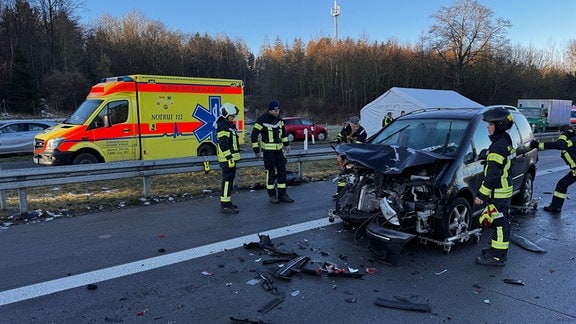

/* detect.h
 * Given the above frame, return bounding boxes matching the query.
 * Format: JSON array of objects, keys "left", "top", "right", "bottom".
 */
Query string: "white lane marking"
[{"left": 0, "top": 217, "right": 340, "bottom": 307}]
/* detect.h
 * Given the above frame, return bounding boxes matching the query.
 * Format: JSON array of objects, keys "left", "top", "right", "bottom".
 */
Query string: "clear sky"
[{"left": 79, "top": 0, "right": 576, "bottom": 55}]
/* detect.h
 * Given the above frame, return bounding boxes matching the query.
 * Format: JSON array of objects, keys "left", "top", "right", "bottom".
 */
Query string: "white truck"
[{"left": 517, "top": 99, "right": 572, "bottom": 132}]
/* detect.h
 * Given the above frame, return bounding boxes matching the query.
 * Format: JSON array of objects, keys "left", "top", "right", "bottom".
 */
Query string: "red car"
[{"left": 283, "top": 117, "right": 328, "bottom": 142}]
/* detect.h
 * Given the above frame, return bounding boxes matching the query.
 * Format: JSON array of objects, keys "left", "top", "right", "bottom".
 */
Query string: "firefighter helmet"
[
  {"left": 221, "top": 103, "right": 239, "bottom": 117},
  {"left": 482, "top": 107, "right": 513, "bottom": 132}
]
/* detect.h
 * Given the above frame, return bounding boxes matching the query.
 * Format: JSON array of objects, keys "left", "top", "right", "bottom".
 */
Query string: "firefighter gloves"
[
  {"left": 479, "top": 204, "right": 498, "bottom": 228},
  {"left": 228, "top": 159, "right": 235, "bottom": 168},
  {"left": 530, "top": 140, "right": 539, "bottom": 150}
]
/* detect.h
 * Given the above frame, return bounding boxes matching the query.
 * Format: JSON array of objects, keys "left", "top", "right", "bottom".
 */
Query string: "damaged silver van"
[{"left": 329, "top": 106, "right": 538, "bottom": 263}]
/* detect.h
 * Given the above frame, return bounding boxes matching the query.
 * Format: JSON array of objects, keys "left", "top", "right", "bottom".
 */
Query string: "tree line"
[{"left": 1, "top": 0, "right": 575, "bottom": 123}]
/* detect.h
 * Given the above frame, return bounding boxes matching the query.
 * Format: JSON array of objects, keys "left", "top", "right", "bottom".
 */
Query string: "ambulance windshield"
[{"left": 66, "top": 99, "right": 103, "bottom": 125}]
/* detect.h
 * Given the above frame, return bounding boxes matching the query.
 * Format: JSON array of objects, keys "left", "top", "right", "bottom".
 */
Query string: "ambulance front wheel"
[{"left": 73, "top": 152, "right": 99, "bottom": 164}]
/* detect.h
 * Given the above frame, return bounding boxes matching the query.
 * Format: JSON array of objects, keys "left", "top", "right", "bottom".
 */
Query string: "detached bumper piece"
[
  {"left": 366, "top": 220, "right": 416, "bottom": 266},
  {"left": 337, "top": 212, "right": 377, "bottom": 227}
]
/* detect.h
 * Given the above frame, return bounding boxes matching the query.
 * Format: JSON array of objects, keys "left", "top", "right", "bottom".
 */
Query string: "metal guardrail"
[
  {"left": 0, "top": 147, "right": 336, "bottom": 213},
  {"left": 0, "top": 131, "right": 558, "bottom": 213}
]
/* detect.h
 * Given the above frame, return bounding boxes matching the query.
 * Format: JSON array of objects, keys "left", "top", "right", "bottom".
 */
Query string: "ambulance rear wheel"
[
  {"left": 198, "top": 144, "right": 216, "bottom": 156},
  {"left": 73, "top": 152, "right": 99, "bottom": 164}
]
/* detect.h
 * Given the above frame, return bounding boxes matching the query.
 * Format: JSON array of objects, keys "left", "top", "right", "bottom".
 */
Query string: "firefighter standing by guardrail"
[
  {"left": 331, "top": 116, "right": 367, "bottom": 198},
  {"left": 251, "top": 101, "right": 294, "bottom": 204},
  {"left": 217, "top": 103, "right": 241, "bottom": 214}
]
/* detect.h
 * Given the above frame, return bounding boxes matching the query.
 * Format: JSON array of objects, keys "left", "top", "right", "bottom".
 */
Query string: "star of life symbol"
[{"left": 192, "top": 96, "right": 221, "bottom": 143}]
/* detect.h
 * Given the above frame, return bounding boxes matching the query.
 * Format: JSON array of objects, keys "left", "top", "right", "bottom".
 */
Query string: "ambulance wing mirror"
[{"left": 102, "top": 114, "right": 111, "bottom": 127}]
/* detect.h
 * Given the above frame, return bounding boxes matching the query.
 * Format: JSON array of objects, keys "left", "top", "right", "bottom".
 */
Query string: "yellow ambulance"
[{"left": 33, "top": 74, "right": 244, "bottom": 165}]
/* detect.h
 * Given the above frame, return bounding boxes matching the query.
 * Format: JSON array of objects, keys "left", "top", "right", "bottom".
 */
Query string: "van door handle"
[{"left": 122, "top": 128, "right": 131, "bottom": 133}]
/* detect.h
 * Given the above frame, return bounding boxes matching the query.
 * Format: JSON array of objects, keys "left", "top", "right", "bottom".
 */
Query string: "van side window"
[
  {"left": 507, "top": 123, "right": 521, "bottom": 152},
  {"left": 472, "top": 122, "right": 491, "bottom": 159}
]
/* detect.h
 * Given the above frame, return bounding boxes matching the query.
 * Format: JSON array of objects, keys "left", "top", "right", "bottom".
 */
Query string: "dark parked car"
[
  {"left": 329, "top": 106, "right": 538, "bottom": 264},
  {"left": 0, "top": 119, "right": 57, "bottom": 155},
  {"left": 283, "top": 117, "right": 328, "bottom": 142}
]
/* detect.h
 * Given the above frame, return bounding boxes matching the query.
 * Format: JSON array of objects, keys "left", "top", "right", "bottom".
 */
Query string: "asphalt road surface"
[{"left": 0, "top": 150, "right": 575, "bottom": 323}]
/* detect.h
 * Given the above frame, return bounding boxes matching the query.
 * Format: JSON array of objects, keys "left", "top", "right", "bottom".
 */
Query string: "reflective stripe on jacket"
[
  {"left": 251, "top": 112, "right": 289, "bottom": 153},
  {"left": 216, "top": 116, "right": 240, "bottom": 163},
  {"left": 478, "top": 131, "right": 515, "bottom": 202},
  {"left": 542, "top": 131, "right": 576, "bottom": 169}
]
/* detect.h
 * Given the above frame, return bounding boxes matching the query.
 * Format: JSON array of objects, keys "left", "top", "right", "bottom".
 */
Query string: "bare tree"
[{"left": 427, "top": 0, "right": 511, "bottom": 90}]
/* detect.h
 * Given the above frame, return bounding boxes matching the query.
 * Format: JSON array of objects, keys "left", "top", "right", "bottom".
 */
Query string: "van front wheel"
[{"left": 73, "top": 153, "right": 99, "bottom": 164}]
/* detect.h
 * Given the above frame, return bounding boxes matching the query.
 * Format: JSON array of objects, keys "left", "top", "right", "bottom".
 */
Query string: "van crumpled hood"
[{"left": 335, "top": 143, "right": 452, "bottom": 174}]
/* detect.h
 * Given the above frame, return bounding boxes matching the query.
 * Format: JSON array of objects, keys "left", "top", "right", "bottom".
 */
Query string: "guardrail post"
[
  {"left": 18, "top": 188, "right": 28, "bottom": 213},
  {"left": 0, "top": 190, "right": 5, "bottom": 210},
  {"left": 142, "top": 176, "right": 151, "bottom": 198}
]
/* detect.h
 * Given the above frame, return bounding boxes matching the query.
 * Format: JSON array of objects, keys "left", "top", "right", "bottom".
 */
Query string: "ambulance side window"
[{"left": 108, "top": 101, "right": 129, "bottom": 125}]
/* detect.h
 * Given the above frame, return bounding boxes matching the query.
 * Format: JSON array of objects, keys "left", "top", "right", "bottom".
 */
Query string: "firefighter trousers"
[
  {"left": 262, "top": 149, "right": 287, "bottom": 197},
  {"left": 220, "top": 162, "right": 236, "bottom": 207},
  {"left": 549, "top": 169, "right": 576, "bottom": 209},
  {"left": 488, "top": 202, "right": 510, "bottom": 258}
]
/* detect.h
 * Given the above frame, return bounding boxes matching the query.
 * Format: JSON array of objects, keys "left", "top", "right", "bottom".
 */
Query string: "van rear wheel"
[
  {"left": 73, "top": 153, "right": 98, "bottom": 164},
  {"left": 512, "top": 173, "right": 533, "bottom": 208}
]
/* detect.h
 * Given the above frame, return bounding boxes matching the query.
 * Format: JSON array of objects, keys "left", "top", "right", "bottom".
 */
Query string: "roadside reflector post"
[
  {"left": 17, "top": 188, "right": 28, "bottom": 213},
  {"left": 303, "top": 129, "right": 308, "bottom": 151},
  {"left": 142, "top": 176, "right": 151, "bottom": 198},
  {"left": 0, "top": 190, "right": 6, "bottom": 210},
  {"left": 311, "top": 126, "right": 315, "bottom": 144}
]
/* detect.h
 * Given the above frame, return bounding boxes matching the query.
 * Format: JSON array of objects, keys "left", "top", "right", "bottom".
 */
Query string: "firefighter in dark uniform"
[
  {"left": 531, "top": 124, "right": 576, "bottom": 213},
  {"left": 474, "top": 107, "right": 516, "bottom": 266},
  {"left": 217, "top": 103, "right": 241, "bottom": 214},
  {"left": 336, "top": 116, "right": 367, "bottom": 145},
  {"left": 251, "top": 100, "right": 294, "bottom": 204},
  {"left": 332, "top": 116, "right": 367, "bottom": 197}
]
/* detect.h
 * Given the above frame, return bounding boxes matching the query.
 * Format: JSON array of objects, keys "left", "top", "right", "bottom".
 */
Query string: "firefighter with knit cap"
[
  {"left": 217, "top": 103, "right": 241, "bottom": 214},
  {"left": 251, "top": 100, "right": 294, "bottom": 204}
]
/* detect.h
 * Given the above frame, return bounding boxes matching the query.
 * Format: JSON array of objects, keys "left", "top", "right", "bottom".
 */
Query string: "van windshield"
[
  {"left": 369, "top": 118, "right": 469, "bottom": 156},
  {"left": 65, "top": 99, "right": 104, "bottom": 125}
]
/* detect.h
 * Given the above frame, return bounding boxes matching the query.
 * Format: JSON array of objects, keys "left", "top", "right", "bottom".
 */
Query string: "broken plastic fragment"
[
  {"left": 246, "top": 279, "right": 261, "bottom": 285},
  {"left": 290, "top": 290, "right": 300, "bottom": 297},
  {"left": 201, "top": 271, "right": 214, "bottom": 276},
  {"left": 348, "top": 266, "right": 359, "bottom": 273},
  {"left": 365, "top": 267, "right": 377, "bottom": 274},
  {"left": 435, "top": 269, "right": 447, "bottom": 276}
]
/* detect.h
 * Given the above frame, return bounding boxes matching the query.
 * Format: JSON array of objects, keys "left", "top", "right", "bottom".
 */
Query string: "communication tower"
[{"left": 331, "top": 0, "right": 340, "bottom": 41}]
